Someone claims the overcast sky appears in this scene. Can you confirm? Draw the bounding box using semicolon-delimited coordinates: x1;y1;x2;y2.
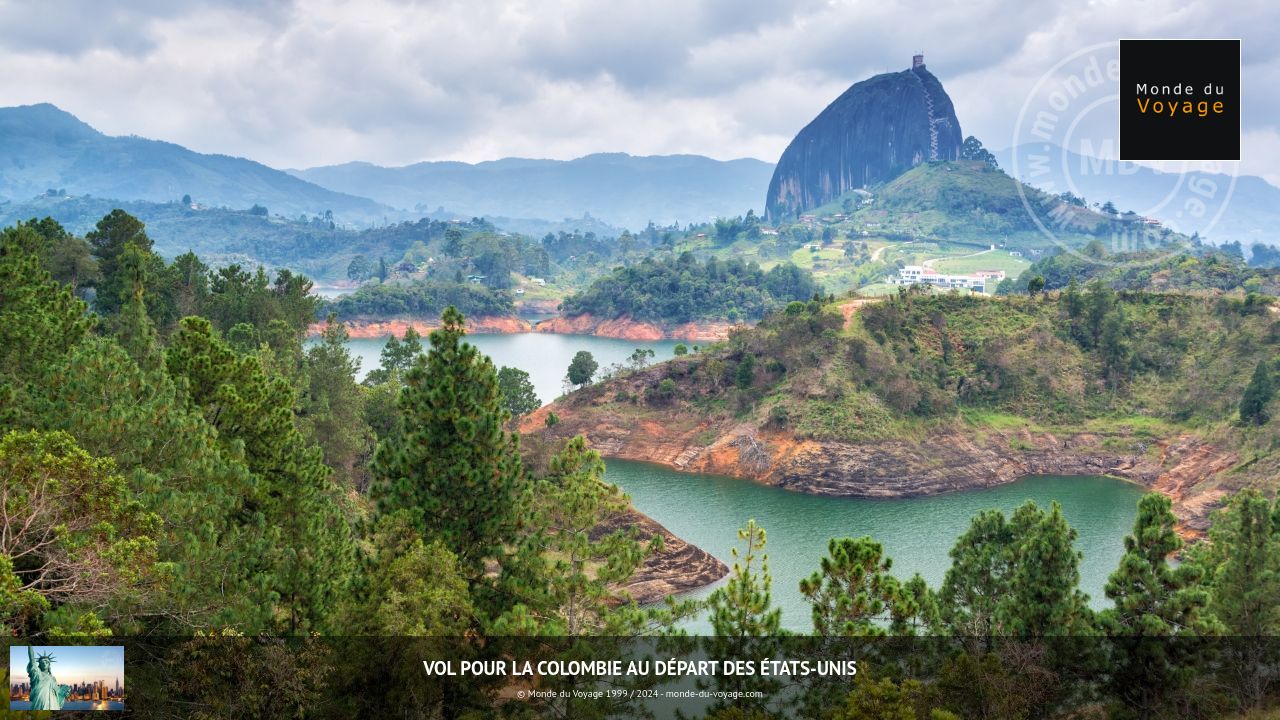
3;0;1278;182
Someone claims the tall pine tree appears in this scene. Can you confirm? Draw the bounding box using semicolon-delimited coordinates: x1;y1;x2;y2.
166;317;356;632
370;307;526;571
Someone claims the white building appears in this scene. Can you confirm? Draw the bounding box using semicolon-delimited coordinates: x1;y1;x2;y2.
895;265;1006;294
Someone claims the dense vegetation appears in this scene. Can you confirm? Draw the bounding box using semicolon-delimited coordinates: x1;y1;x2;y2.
571;288;1279;447
327;279;515;319
0;210;689;640
560;252;820;323
1005;240;1280;295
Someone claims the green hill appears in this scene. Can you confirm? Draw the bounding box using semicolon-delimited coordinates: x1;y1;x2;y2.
811;160;1176;257
530;289;1280;534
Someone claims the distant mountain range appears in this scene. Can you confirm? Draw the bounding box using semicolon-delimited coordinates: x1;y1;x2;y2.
0;103;774;232
0;104;392;223
289;153;775;231
995;144;1280;250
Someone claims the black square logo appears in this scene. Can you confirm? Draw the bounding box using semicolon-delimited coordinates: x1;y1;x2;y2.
1120;39;1240;160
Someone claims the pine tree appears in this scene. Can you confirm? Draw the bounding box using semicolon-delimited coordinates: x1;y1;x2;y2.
707;519;782;638
496;366;540;417
112;242;163;371
703;520;786;718
300;315;375;489
36;336;270;631
1102;493;1213;635
939;509;1017;636
1195;490;1280;710
167;317;356;632
1100;493;1218;717
382;326;423;373
370;307;527;570
996;502;1093;636
1239;360;1274;425
86;209;152;315
800;536;936;636
0;226;95;425
496;436;667;635
1202;490;1280;636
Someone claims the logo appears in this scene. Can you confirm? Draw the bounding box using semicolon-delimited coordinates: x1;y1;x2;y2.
1011;41;1238;266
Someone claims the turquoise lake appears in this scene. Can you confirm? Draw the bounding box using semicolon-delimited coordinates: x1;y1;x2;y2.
336;332;1146;633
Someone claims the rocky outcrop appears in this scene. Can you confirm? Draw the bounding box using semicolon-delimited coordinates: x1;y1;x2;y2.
535;314;742;342
315;315;531;338
521;401;1238;540
766;62;962;220
603;508;728;604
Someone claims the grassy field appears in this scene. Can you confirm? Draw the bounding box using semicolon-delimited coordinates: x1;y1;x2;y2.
931;249;1030;275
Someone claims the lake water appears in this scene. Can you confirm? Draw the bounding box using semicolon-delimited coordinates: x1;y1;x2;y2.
606;461;1145;633
339;334;682;406
337;332;1146;634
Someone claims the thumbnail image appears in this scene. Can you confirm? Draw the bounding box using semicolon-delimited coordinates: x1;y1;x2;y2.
9;646;124;712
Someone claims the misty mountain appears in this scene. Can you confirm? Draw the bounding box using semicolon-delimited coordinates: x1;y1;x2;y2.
995;144;1280;250
0;103;393;223
290;153;775;231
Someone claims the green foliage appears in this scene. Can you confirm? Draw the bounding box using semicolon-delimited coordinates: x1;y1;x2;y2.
674;342;689;356
87;208;152;315
940;501;1092;637
370;307;527;570
300;316;375;488
342;512;474;635
2;216;98;290
1026;274;1045;296
329;279;514;319
800;536;938;636
347;254;374;282
497;436;673;635
560;252;819;323
202;263;321;337
707;519;783;638
33;336;269;631
959;135;999;168
736;353;756;390
0;429;159;634
0;227;95;422
1099;493;1219;717
166;316;356;632
497;365;541;417
1101;493;1214;635
1197;490;1280;636
1240;360;1274;425
364;326;422;385
1017;243;1280;295
998;502;1093;636
567;350;598;388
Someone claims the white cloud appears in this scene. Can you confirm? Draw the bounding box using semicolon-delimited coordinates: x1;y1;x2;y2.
0;0;1276;174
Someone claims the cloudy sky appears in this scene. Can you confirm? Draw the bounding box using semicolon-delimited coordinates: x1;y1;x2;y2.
3;0;1278;181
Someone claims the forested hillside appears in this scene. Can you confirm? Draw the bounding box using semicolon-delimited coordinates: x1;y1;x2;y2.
559;253;820;323
0;211;706;646
1006;240;1280;295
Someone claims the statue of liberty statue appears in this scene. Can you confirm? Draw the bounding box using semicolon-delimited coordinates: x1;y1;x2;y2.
27;646;71;710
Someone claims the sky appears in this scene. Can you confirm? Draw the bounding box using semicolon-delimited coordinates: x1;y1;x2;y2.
2;0;1278;183
9;646;125;688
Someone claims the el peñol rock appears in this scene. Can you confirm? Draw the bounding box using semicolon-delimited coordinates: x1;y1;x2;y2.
766;55;962;220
